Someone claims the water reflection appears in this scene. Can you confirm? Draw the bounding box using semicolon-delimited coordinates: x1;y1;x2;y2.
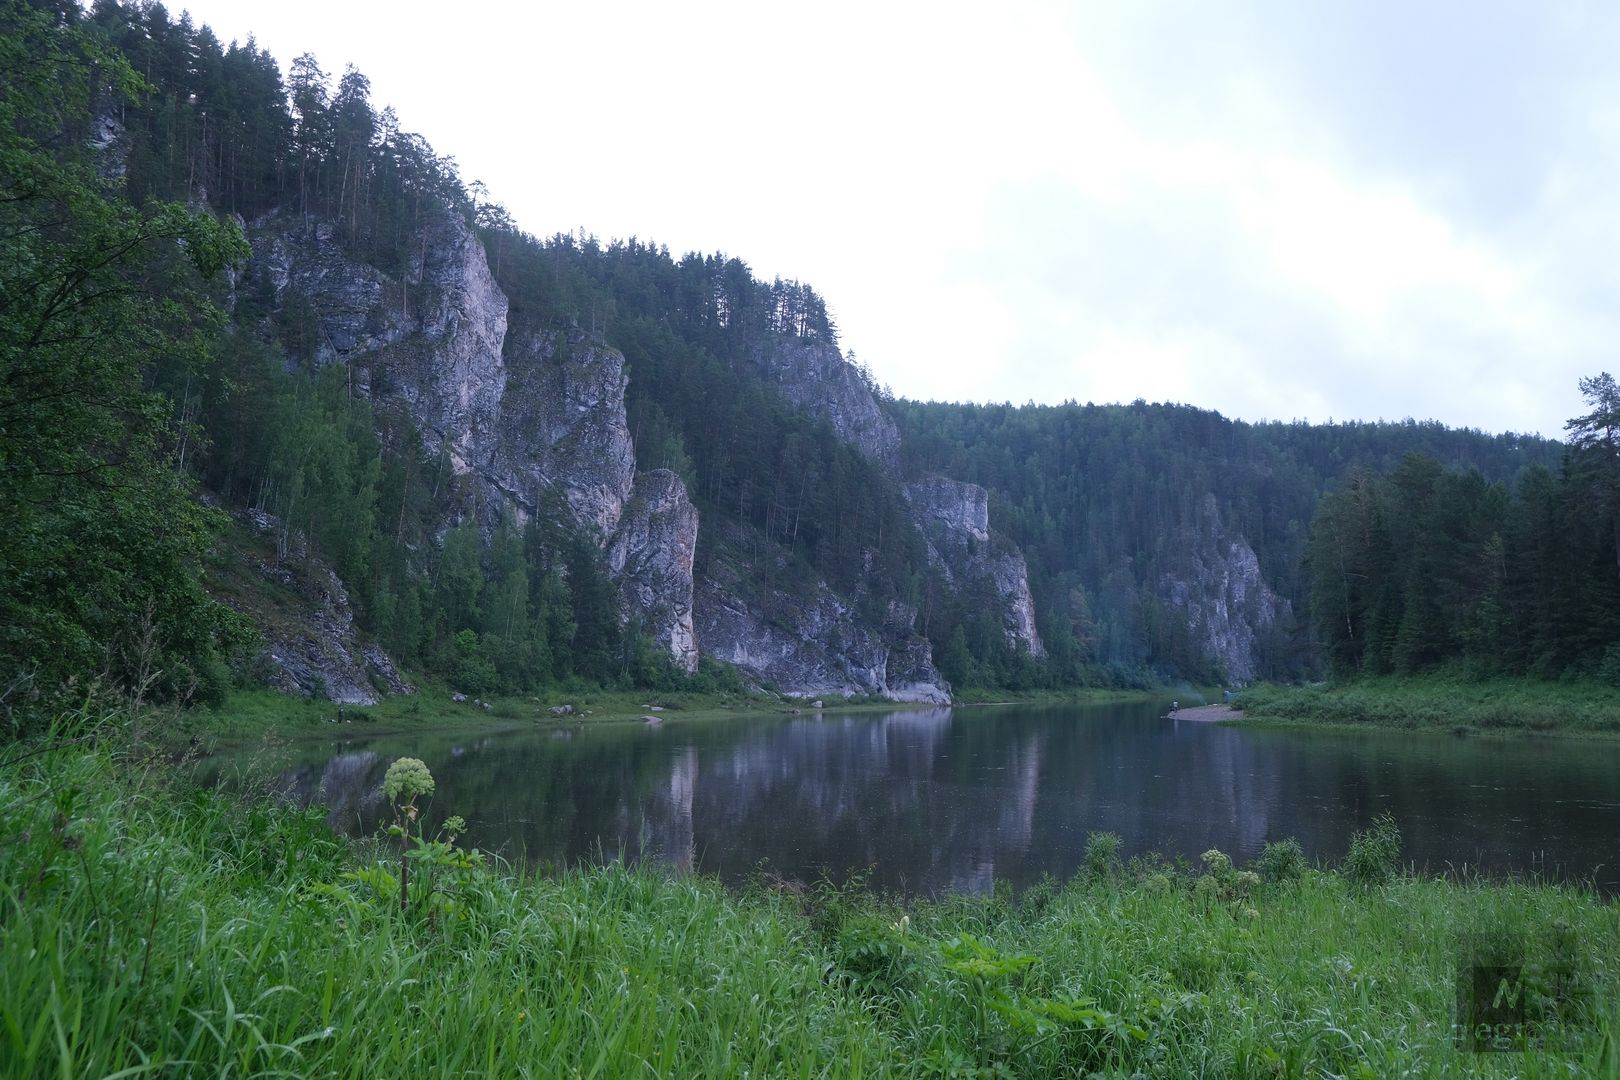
205;703;1620;896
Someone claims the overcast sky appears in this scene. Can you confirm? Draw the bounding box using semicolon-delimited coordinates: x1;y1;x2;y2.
173;0;1620;438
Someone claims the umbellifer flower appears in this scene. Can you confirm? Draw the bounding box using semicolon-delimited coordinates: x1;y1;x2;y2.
383;757;435;802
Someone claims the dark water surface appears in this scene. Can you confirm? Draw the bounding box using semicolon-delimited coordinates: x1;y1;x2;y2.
203;702;1620;895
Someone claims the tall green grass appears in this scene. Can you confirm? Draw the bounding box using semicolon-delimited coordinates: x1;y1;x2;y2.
3;723;1616;1077
1240;674;1620;736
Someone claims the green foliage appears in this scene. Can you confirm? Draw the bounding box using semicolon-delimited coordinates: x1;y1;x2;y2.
1240;674;1620;735
1345;813;1403;886
1083;830;1122;878
931;932;1145;1075
0;0;253;730
449;629;496;696
1305;387;1620;681
1256;837;1307;882
1600;645;1620;688
834;913;914;993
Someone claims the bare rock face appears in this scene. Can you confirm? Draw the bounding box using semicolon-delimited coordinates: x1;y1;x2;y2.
246;210;689;667
882;612;955;702
905;475;1045;657
494;330;638;539
222;511;415;705
609;470;699;673
251;209;508;478
748;339;901;471
695;524;950;703
908;474;991;543
1159;496;1286;683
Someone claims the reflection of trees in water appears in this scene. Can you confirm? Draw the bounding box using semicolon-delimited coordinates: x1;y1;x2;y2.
206;707;1620;895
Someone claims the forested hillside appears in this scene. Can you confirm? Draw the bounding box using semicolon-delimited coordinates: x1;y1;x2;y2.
1303;375;1620;680
2;0;1604;734
894;401;1560;683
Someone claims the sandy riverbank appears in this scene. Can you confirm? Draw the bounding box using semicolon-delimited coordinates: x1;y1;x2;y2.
1167;704;1245;722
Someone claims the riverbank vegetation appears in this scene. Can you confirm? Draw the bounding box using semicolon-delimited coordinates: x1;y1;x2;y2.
4;723;1616;1078
1245;376;1620;736
1239;675;1620;737
1303;376;1620;684
185;684;951;745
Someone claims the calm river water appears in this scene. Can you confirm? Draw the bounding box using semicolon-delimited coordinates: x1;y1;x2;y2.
204;701;1620;895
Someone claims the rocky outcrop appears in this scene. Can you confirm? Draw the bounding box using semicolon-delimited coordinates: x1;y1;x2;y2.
695;524;950;703
494;331;639;539
242;210;966;698
748;339;901;471
905;475;1044;657
250;209;508;479
608;470;699;673
1158;496;1286;683
220;510;415;705
246;210;691;665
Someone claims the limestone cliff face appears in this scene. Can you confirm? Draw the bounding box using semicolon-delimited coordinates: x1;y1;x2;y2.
905;475;1044;657
1158;496;1286;683
243;211;965;701
244;213;966;700
494;330;638;539
220;509;414;705
608;470;699;673
748;339;901;471
251;210;508;478
695;524;950;703
246;210;687;667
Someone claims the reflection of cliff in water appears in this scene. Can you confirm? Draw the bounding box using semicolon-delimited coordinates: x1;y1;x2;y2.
599;708;1289;893
201;702;1620;896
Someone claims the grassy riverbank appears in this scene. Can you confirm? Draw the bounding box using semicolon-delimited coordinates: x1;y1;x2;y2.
4;722;1616;1077
185;684;892;743
947;686;1182;707
189;685;1176;746
1238;676;1620;738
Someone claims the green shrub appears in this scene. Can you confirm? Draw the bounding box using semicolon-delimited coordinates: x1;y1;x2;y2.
835;913;912;992
1199;848;1233;878
450;629;497;696
1256;838;1306;882
1084;831;1122;878
1345;813;1402;884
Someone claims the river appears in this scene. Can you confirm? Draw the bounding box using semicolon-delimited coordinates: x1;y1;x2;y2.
200;701;1620;895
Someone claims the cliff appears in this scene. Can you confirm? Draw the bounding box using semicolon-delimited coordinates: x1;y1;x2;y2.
1158;497;1287;683
250;211;508;480
235;207;1293;698
608;470;700;673
246;210;693;671
492;330;639;539
239;210;945;697
210;509;414;705
695;523;950;703
748;339;901;471
904;475;1044;657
